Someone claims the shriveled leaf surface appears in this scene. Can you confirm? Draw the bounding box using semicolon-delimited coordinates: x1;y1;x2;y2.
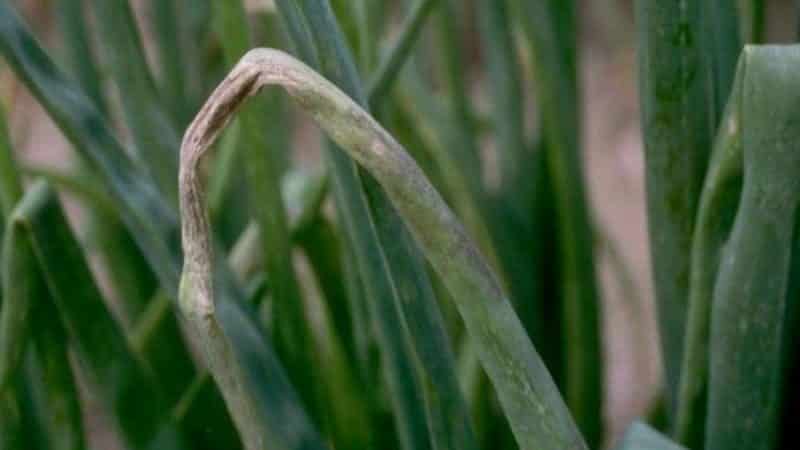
179;47;585;450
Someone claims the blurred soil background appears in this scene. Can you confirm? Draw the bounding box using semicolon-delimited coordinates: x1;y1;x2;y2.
1;0;797;447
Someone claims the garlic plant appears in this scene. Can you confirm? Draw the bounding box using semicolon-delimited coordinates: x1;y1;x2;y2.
0;1;798;450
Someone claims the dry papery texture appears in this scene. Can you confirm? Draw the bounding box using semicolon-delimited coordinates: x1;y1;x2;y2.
179;48;585;450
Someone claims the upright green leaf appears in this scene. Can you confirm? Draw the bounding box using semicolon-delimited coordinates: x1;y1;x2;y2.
0;8;323;450
10;180;185;450
22;164;206;431
0;103;84;450
0;3;182;290
295;217;354;358
292;230;373;450
298;3;486;450
0;209;35;394
272;0;319;67
88;0;180;202
0;101;21;217
170;371;242;450
353;0;385;71
4;2;194;422
476;0;543;347
364;182;479;450
435;0;481;182
743;0;766;44
175;0;215;111
475;0;527;205
275;2;437;450
635;0;713;414
328;0;361;59
674;63;744;448
149;0;191;124
396;13;502;285
21;302;85;450
57;0;161;326
512;0;603;442
56;0;108;115
702;0;742;128
366;0;439;105
0;377;31;450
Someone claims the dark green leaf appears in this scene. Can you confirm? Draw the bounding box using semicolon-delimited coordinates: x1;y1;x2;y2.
275;2;436;449
634;0;713;415
475;0;543;350
0;9;321;450
0;100;21;218
11;180;185;450
88;0;180;202
0;101;84;450
149;0;192;124
0;3;182;291
366;0;438;106
0;377;33;450
512;0;603;442
0;211;35;394
434;0;481;182
674;61;744;448
56;0;109;116
743;0;766;44
23;311;85;450
702;0;742;128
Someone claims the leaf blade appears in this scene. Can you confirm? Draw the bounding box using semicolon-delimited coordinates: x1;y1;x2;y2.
634;0;714;415
618;422;686;450
0;8;323;450
13;180;185;450
705;45;800;450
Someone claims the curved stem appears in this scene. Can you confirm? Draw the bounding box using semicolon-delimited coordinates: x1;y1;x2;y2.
179;48;585;450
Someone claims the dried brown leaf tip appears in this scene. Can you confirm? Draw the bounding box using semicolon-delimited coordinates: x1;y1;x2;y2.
179;48;582;450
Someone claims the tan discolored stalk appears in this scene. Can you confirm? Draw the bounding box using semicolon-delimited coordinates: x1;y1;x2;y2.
179;48;585;450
